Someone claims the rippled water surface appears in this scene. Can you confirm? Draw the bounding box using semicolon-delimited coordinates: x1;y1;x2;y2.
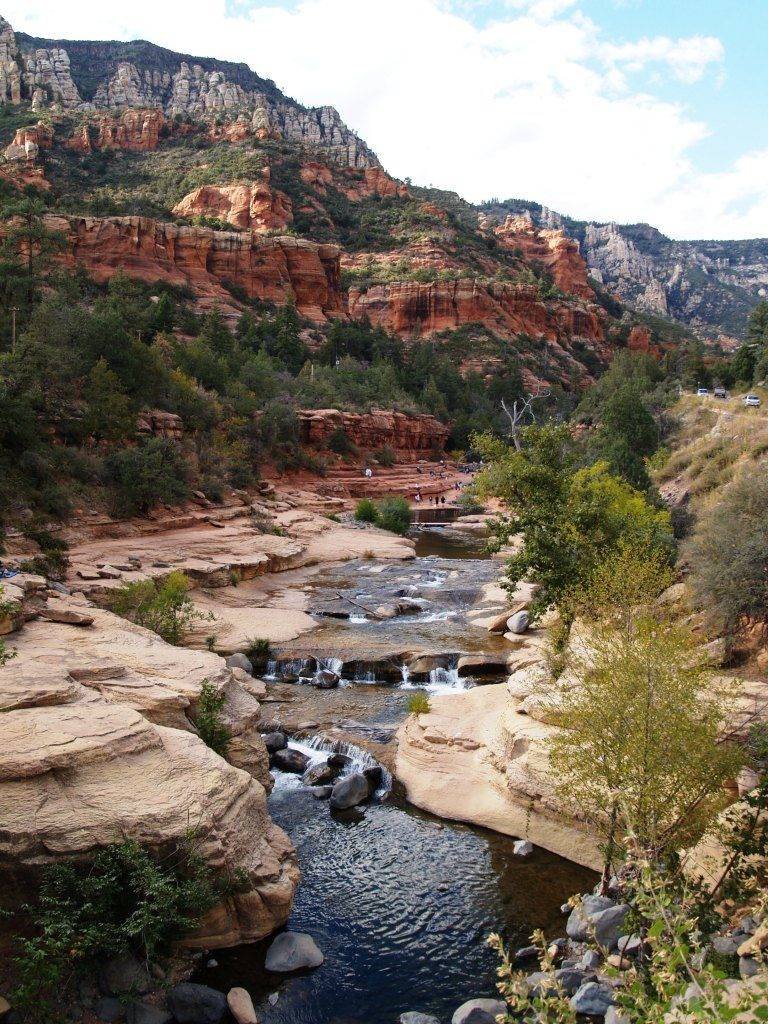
202;529;596;1022
204;786;594;1024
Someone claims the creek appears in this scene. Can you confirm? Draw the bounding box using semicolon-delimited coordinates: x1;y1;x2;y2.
202;528;596;1022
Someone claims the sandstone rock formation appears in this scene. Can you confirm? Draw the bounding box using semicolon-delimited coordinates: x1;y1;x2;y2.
44;214;343;320
348;278;606;350
173;173;294;232
0;582;301;947
494;214;594;300
136;408;184;440
3;121;53;163
66;109;166;153
298;409;449;456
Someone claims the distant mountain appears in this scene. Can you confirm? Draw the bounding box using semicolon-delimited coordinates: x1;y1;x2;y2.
479;199;767;342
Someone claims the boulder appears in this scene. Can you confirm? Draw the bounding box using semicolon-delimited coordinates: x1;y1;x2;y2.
167;984;227;1024
451;998;507;1024
570;982;615;1016
566;895;615;941
126;1005;173;1024
262;731;287;753
512;840;533;857
98;955;151;997
554;968;587;995
38;606;95;626
507;611;530;635
408;654;450;678
329;772;371;810
592;905;630;949
311;670;339;689
400;1014;441;1024
604;1009;629;1024
363;765;384;790
271;748;310;773
226;987;258;1024
512;945;539;966
456;654;507;678
309;785;333;799
302;761;340;786
226;653;253;675
327;752;351;769
264;931;324;973
739;956;760;979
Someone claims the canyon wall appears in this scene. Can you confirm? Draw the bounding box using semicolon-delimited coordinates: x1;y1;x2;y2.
46;214;344;320
299;409;450;455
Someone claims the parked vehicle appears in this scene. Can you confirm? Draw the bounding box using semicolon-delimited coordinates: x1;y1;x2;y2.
696;387;710;396
713;386;728;399
743;394;762;408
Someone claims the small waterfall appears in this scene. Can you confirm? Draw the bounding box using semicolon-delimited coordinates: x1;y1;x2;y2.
400;656;469;695
286;734;392;796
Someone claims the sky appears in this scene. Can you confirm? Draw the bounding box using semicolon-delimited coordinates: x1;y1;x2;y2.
5;0;768;240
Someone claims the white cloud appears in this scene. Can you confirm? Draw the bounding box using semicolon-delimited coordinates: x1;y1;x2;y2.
3;0;762;239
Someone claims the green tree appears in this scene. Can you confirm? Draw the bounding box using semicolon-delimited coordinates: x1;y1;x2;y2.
376;496;413;535
592;384;659;489
730;343;757;384
108;571;202;645
474;426;674;621
81;358;135;443
105;438;190;518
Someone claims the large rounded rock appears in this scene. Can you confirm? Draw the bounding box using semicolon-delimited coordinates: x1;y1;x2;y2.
167;983;227;1024
98;954;151;996
226;653;253;675
451;998;507;1024
303;761;341;787
566;895;615;941
507;611;530;635
311;670;339;689
264;931;324;973
271;748;310;774
570;982;614;1016
329;772;371;810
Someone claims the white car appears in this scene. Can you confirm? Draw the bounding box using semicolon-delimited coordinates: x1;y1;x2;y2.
696;387;709;396
743;394;762;408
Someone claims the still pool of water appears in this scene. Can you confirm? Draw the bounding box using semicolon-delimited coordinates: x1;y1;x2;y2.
202;787;595;1024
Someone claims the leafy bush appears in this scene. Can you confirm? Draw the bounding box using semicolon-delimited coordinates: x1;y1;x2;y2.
105;438;190;518
407;692;431;715
326;426;359;457
374;446;396;467
686;472;768;633
354;498;379;524
108;571;202;645
13;837;237;1021
376;496;413;536
244;637;271;662
194;679;231;756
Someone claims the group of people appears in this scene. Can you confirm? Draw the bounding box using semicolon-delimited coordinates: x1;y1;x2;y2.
413;493;449;505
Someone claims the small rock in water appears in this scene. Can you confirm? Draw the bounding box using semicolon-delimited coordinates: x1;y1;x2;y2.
363;765;384;790
311;670;340;689
264;932;324;973
268;993;279;1006
329;772;371;810
309;785;333;799
206;959;218;968
303;762;339;787
327;753;352;769
271;749;310;774
451;999;507;1024
512;945;539;966
400;1014;441;1024
226;987;258;1024
262;731;287;753
513;840;533;857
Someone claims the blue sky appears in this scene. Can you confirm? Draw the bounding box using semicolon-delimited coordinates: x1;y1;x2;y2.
6;0;768;239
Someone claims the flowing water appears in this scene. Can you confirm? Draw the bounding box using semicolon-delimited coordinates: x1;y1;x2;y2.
201;528;596;1022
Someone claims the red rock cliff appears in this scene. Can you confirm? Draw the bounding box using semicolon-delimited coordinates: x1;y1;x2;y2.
172;172;293;232
45;215;344;321
494;215;594;301
347;278;605;346
67;110;166;153
299;409;449;455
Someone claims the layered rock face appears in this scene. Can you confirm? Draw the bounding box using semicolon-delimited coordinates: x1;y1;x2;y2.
298;408;450;455
348;278;605;348
494;214;594;301
0;595;300;947
66;109;166;152
173;174;294;232
46;214;344;320
3;121;53;163
2;16;377;169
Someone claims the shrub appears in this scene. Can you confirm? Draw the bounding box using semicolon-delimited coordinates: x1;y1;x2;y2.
686;472;768;633
326;427;358;457
244;637;271;662
407;692;431;715
18;526;70;581
354;498;379;524
195;679;231;756
105;438;190;518
376;496;413;536
108;571;202;645
374;446;396;467
13;837;237;1021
